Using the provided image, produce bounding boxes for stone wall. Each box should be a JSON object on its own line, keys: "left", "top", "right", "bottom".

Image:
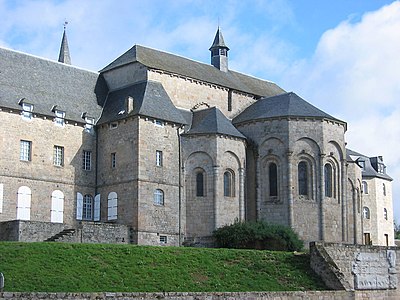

{"left": 1, "top": 290, "right": 400, "bottom": 300}
{"left": 0, "top": 220, "right": 66, "bottom": 242}
{"left": 310, "top": 242, "right": 400, "bottom": 295}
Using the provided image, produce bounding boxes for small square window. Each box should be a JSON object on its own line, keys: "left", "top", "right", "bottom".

{"left": 53, "top": 145, "right": 64, "bottom": 166}
{"left": 154, "top": 119, "right": 164, "bottom": 127}
{"left": 111, "top": 152, "right": 116, "bottom": 168}
{"left": 20, "top": 140, "right": 32, "bottom": 161}
{"left": 109, "top": 122, "right": 118, "bottom": 130}
{"left": 156, "top": 150, "right": 163, "bottom": 167}
{"left": 160, "top": 235, "right": 167, "bottom": 244}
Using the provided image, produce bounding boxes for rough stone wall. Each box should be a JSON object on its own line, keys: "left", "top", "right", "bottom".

{"left": 310, "top": 242, "right": 400, "bottom": 294}
{"left": 0, "top": 111, "right": 96, "bottom": 226}
{"left": 182, "top": 134, "right": 246, "bottom": 239}
{"left": 136, "top": 117, "right": 181, "bottom": 246}
{"left": 347, "top": 161, "right": 363, "bottom": 245}
{"left": 1, "top": 290, "right": 399, "bottom": 300}
{"left": 148, "top": 70, "right": 258, "bottom": 118}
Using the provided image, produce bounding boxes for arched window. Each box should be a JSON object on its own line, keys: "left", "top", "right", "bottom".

{"left": 384, "top": 208, "right": 388, "bottom": 220}
{"left": 298, "top": 161, "right": 308, "bottom": 196}
{"left": 154, "top": 189, "right": 164, "bottom": 205}
{"left": 362, "top": 181, "right": 368, "bottom": 194}
{"left": 196, "top": 171, "right": 205, "bottom": 197}
{"left": 83, "top": 194, "right": 93, "bottom": 220}
{"left": 363, "top": 206, "right": 370, "bottom": 219}
{"left": 224, "top": 170, "right": 234, "bottom": 197}
{"left": 17, "top": 186, "right": 31, "bottom": 220}
{"left": 324, "top": 164, "right": 333, "bottom": 197}
{"left": 383, "top": 183, "right": 386, "bottom": 196}
{"left": 51, "top": 190, "right": 64, "bottom": 223}
{"left": 269, "top": 163, "right": 278, "bottom": 197}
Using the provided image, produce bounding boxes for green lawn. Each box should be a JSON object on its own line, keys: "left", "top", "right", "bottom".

{"left": 0, "top": 242, "right": 326, "bottom": 292}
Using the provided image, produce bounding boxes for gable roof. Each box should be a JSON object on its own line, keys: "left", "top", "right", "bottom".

{"left": 183, "top": 107, "right": 245, "bottom": 139}
{"left": 98, "top": 80, "right": 186, "bottom": 125}
{"left": 100, "top": 45, "right": 285, "bottom": 97}
{"left": 347, "top": 149, "right": 392, "bottom": 181}
{"left": 233, "top": 92, "right": 345, "bottom": 125}
{"left": 0, "top": 47, "right": 107, "bottom": 123}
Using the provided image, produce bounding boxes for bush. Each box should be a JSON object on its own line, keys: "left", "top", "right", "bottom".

{"left": 213, "top": 221, "right": 303, "bottom": 252}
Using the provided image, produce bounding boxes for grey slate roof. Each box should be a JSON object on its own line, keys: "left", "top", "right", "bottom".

{"left": 347, "top": 149, "right": 393, "bottom": 181}
{"left": 100, "top": 45, "right": 285, "bottom": 97}
{"left": 183, "top": 107, "right": 245, "bottom": 139}
{"left": 58, "top": 28, "right": 71, "bottom": 65}
{"left": 98, "top": 80, "right": 186, "bottom": 125}
{"left": 233, "top": 92, "right": 344, "bottom": 125}
{"left": 209, "top": 28, "right": 229, "bottom": 50}
{"left": 0, "top": 47, "right": 107, "bottom": 123}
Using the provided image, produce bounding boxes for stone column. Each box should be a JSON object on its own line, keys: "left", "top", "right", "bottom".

{"left": 239, "top": 167, "right": 245, "bottom": 221}
{"left": 287, "top": 151, "right": 294, "bottom": 227}
{"left": 319, "top": 154, "right": 326, "bottom": 241}
{"left": 213, "top": 166, "right": 220, "bottom": 229}
{"left": 255, "top": 154, "right": 261, "bottom": 220}
{"left": 341, "top": 159, "right": 347, "bottom": 242}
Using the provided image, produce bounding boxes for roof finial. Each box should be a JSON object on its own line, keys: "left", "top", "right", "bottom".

{"left": 58, "top": 21, "right": 71, "bottom": 65}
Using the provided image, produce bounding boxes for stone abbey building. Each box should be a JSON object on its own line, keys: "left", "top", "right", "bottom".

{"left": 0, "top": 28, "right": 395, "bottom": 246}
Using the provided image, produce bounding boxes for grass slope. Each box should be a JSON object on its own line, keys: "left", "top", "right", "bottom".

{"left": 0, "top": 242, "right": 326, "bottom": 292}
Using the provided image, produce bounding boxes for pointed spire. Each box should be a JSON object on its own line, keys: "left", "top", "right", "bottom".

{"left": 209, "top": 27, "right": 229, "bottom": 72}
{"left": 58, "top": 21, "right": 71, "bottom": 65}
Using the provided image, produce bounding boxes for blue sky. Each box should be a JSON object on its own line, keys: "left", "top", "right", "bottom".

{"left": 1, "top": 0, "right": 399, "bottom": 222}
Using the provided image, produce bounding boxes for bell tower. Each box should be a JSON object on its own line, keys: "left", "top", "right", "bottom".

{"left": 209, "top": 27, "right": 229, "bottom": 72}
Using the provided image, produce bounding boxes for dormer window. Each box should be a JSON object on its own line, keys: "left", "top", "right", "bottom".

{"left": 54, "top": 110, "right": 65, "bottom": 126}
{"left": 21, "top": 103, "right": 33, "bottom": 120}
{"left": 358, "top": 160, "right": 365, "bottom": 170}
{"left": 85, "top": 116, "right": 95, "bottom": 132}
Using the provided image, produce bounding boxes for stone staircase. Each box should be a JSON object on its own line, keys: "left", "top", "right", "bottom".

{"left": 45, "top": 228, "right": 76, "bottom": 242}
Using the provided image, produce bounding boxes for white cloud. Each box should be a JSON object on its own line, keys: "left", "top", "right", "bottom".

{"left": 283, "top": 1, "right": 400, "bottom": 220}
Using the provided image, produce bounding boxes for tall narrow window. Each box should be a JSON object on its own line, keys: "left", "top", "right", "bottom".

{"left": 83, "top": 194, "right": 93, "bottom": 220}
{"left": 196, "top": 171, "right": 205, "bottom": 197}
{"left": 82, "top": 150, "right": 91, "bottom": 170}
{"left": 16, "top": 186, "right": 31, "bottom": 220}
{"left": 53, "top": 146, "right": 64, "bottom": 166}
{"left": 362, "top": 181, "right": 368, "bottom": 194}
{"left": 298, "top": 161, "right": 308, "bottom": 196}
{"left": 269, "top": 163, "right": 278, "bottom": 197}
{"left": 156, "top": 150, "right": 163, "bottom": 166}
{"left": 54, "top": 110, "right": 65, "bottom": 126}
{"left": 20, "top": 140, "right": 32, "bottom": 161}
{"left": 21, "top": 103, "right": 33, "bottom": 120}
{"left": 154, "top": 189, "right": 164, "bottom": 205}
{"left": 227, "top": 90, "right": 233, "bottom": 111}
{"left": 50, "top": 190, "right": 64, "bottom": 223}
{"left": 111, "top": 152, "right": 116, "bottom": 168}
{"left": 107, "top": 192, "right": 118, "bottom": 221}
{"left": 324, "top": 164, "right": 332, "bottom": 197}
{"left": 363, "top": 206, "right": 370, "bottom": 219}
{"left": 383, "top": 183, "right": 386, "bottom": 196}
{"left": 224, "top": 170, "right": 234, "bottom": 197}
{"left": 384, "top": 208, "right": 388, "bottom": 220}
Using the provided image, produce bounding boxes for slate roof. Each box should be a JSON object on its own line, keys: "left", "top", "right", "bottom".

{"left": 347, "top": 149, "right": 392, "bottom": 181}
{"left": 209, "top": 28, "right": 229, "bottom": 50}
{"left": 0, "top": 47, "right": 107, "bottom": 123}
{"left": 183, "top": 107, "right": 245, "bottom": 139}
{"left": 100, "top": 45, "right": 285, "bottom": 97}
{"left": 98, "top": 80, "right": 186, "bottom": 125}
{"left": 233, "top": 92, "right": 345, "bottom": 125}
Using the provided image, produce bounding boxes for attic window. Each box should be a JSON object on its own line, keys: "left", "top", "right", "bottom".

{"left": 358, "top": 160, "right": 365, "bottom": 170}
{"left": 154, "top": 119, "right": 164, "bottom": 127}
{"left": 109, "top": 122, "right": 118, "bottom": 130}
{"left": 54, "top": 110, "right": 65, "bottom": 126}
{"left": 21, "top": 102, "right": 33, "bottom": 120}
{"left": 126, "top": 96, "right": 134, "bottom": 114}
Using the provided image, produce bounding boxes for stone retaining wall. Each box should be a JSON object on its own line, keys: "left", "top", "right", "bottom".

{"left": 1, "top": 290, "right": 400, "bottom": 300}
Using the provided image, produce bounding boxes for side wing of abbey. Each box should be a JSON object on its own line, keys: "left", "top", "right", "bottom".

{"left": 0, "top": 28, "right": 394, "bottom": 246}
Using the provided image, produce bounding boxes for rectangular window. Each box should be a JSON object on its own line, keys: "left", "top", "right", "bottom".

{"left": 156, "top": 150, "right": 163, "bottom": 166}
{"left": 20, "top": 140, "right": 32, "bottom": 161}
{"left": 160, "top": 235, "right": 167, "bottom": 244}
{"left": 53, "top": 145, "right": 64, "bottom": 166}
{"left": 21, "top": 103, "right": 33, "bottom": 120}
{"left": 364, "top": 233, "right": 371, "bottom": 245}
{"left": 54, "top": 110, "right": 65, "bottom": 126}
{"left": 111, "top": 152, "right": 116, "bottom": 168}
{"left": 82, "top": 150, "right": 91, "bottom": 171}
